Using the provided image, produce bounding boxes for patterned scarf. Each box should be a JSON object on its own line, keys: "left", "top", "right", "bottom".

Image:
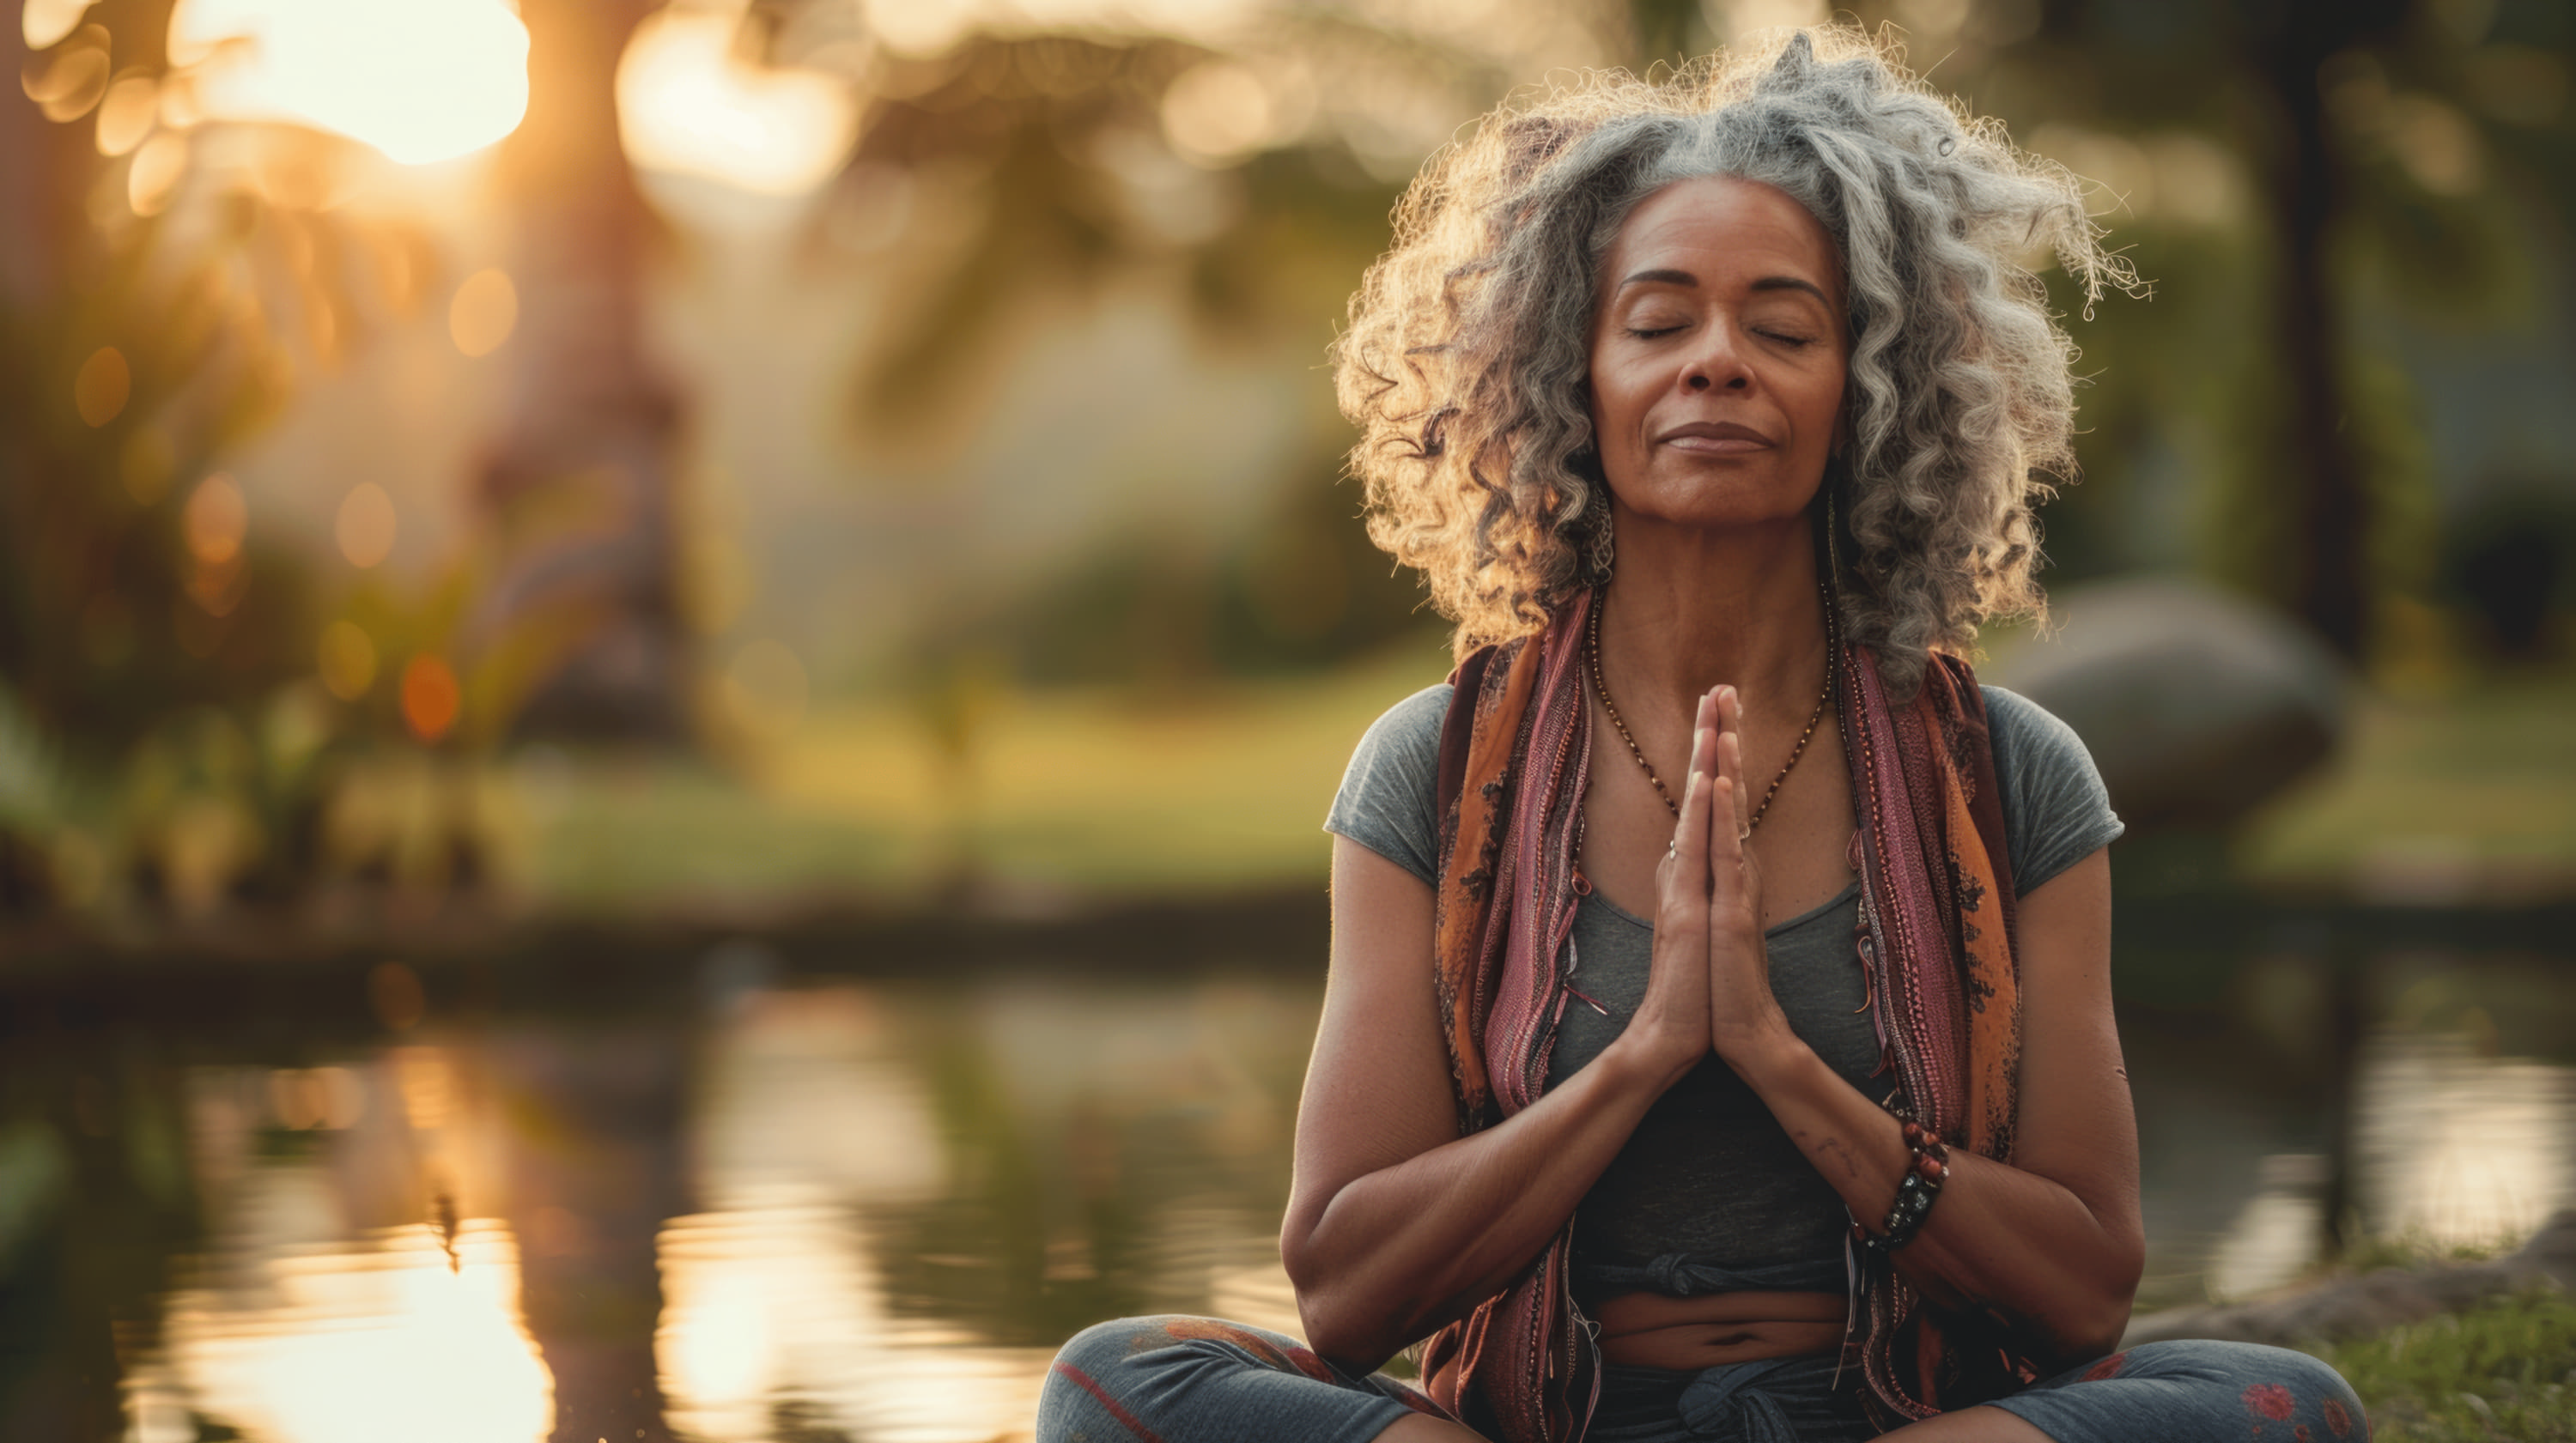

{"left": 1419, "top": 590, "right": 2031, "bottom": 1440}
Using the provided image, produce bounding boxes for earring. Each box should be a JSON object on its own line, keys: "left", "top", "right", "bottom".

{"left": 1585, "top": 489, "right": 1614, "bottom": 584}
{"left": 1822, "top": 455, "right": 1847, "bottom": 587}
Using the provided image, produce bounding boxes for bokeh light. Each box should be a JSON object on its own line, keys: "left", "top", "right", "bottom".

{"left": 1160, "top": 59, "right": 1306, "bottom": 167}
{"left": 615, "top": 6, "right": 859, "bottom": 197}
{"left": 399, "top": 652, "right": 459, "bottom": 742}
{"left": 73, "top": 345, "right": 129, "bottom": 427}
{"left": 22, "top": 0, "right": 97, "bottom": 52}
{"left": 24, "top": 29, "right": 109, "bottom": 120}
{"left": 317, "top": 620, "right": 378, "bottom": 700}
{"left": 335, "top": 482, "right": 398, "bottom": 568}
{"left": 266, "top": 1066, "right": 365, "bottom": 1130}
{"left": 448, "top": 268, "right": 518, "bottom": 357}
{"left": 95, "top": 71, "right": 157, "bottom": 155}
{"left": 167, "top": 0, "right": 531, "bottom": 165}
{"left": 184, "top": 473, "right": 247, "bottom": 565}
{"left": 126, "top": 129, "right": 189, "bottom": 214}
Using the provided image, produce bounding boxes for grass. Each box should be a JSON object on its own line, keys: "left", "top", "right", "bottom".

{"left": 2312, "top": 1291, "right": 2576, "bottom": 1441}
{"left": 2236, "top": 673, "right": 2576, "bottom": 901}
{"left": 485, "top": 654, "right": 2576, "bottom": 914}
{"left": 509, "top": 644, "right": 1457, "bottom": 912}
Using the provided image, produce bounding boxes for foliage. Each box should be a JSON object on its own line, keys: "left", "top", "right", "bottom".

{"left": 2335, "top": 1230, "right": 2512, "bottom": 1275}
{"left": 2315, "top": 1291, "right": 2576, "bottom": 1442}
{"left": 2, "top": 0, "right": 503, "bottom": 912}
{"left": 820, "top": 27, "right": 1415, "bottom": 440}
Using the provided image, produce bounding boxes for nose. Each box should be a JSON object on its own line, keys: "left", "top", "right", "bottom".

{"left": 1680, "top": 320, "right": 1754, "bottom": 394}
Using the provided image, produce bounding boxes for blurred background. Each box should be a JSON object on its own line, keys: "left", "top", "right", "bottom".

{"left": 2, "top": 0, "right": 2572, "bottom": 1439}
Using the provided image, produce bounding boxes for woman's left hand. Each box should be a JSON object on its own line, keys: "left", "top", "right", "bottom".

{"left": 1701, "top": 686, "right": 1793, "bottom": 1064}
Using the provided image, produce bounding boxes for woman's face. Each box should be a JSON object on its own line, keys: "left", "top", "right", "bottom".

{"left": 1587, "top": 174, "right": 1849, "bottom": 534}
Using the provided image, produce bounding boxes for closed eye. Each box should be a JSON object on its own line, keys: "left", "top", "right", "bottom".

{"left": 1626, "top": 324, "right": 1687, "bottom": 339}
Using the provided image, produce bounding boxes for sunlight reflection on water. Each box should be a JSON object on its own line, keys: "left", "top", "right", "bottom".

{"left": 659, "top": 1204, "right": 1053, "bottom": 1443}
{"left": 2357, "top": 1034, "right": 2576, "bottom": 1246}
{"left": 84, "top": 973, "right": 2576, "bottom": 1440}
{"left": 2199, "top": 1032, "right": 2575, "bottom": 1301}
{"left": 127, "top": 1220, "right": 549, "bottom": 1443}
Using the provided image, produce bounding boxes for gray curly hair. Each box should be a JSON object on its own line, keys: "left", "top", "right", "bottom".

{"left": 1333, "top": 27, "right": 2139, "bottom": 697}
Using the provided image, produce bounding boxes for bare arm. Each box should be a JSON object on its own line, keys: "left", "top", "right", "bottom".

{"left": 1282, "top": 692, "right": 1734, "bottom": 1373}
{"left": 1698, "top": 690, "right": 2143, "bottom": 1367}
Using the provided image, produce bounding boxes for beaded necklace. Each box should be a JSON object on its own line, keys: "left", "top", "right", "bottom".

{"left": 1583, "top": 584, "right": 1838, "bottom": 832}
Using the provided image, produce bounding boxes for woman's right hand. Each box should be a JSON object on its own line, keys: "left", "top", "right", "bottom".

{"left": 1622, "top": 687, "right": 1723, "bottom": 1088}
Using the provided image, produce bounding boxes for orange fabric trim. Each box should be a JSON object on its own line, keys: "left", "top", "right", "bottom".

{"left": 1432, "top": 635, "right": 1543, "bottom": 1126}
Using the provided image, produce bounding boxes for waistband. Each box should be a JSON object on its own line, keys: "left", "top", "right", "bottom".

{"left": 1575, "top": 1252, "right": 1848, "bottom": 1298}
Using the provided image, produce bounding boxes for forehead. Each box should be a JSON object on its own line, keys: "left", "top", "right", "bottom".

{"left": 1603, "top": 174, "right": 1843, "bottom": 295}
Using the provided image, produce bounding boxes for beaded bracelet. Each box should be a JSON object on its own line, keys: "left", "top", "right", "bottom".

{"left": 1861, "top": 1120, "right": 1951, "bottom": 1255}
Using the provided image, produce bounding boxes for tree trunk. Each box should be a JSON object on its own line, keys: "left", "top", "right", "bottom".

{"left": 471, "top": 0, "right": 688, "bottom": 743}
{"left": 2251, "top": 1, "right": 2403, "bottom": 661}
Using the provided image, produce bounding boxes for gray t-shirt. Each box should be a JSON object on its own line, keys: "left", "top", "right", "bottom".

{"left": 1321, "top": 681, "right": 2121, "bottom": 1294}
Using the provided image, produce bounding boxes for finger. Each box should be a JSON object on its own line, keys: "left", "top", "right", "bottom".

{"left": 1671, "top": 716, "right": 1715, "bottom": 901}
{"left": 1716, "top": 688, "right": 1751, "bottom": 840}
{"left": 1708, "top": 773, "right": 1741, "bottom": 893}
{"left": 1692, "top": 688, "right": 1721, "bottom": 781}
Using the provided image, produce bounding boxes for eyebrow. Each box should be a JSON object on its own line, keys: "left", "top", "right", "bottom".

{"left": 1615, "top": 268, "right": 1833, "bottom": 307}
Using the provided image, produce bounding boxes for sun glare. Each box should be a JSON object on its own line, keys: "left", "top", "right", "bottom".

{"left": 168, "top": 0, "right": 530, "bottom": 166}
{"left": 617, "top": 7, "right": 858, "bottom": 197}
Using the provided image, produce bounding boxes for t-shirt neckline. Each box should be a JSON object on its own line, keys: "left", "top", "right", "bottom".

{"left": 1581, "top": 876, "right": 1862, "bottom": 937}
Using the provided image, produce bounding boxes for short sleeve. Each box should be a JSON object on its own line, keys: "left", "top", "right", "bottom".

{"left": 1981, "top": 685, "right": 2124, "bottom": 896}
{"left": 1322, "top": 683, "right": 1454, "bottom": 886}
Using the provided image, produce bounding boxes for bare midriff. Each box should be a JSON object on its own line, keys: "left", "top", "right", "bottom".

{"left": 1590, "top": 1288, "right": 1847, "bottom": 1370}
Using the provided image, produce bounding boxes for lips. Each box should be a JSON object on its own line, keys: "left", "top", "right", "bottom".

{"left": 1657, "top": 421, "right": 1777, "bottom": 453}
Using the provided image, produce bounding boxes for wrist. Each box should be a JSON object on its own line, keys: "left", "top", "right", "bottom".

{"left": 1714, "top": 1010, "right": 1806, "bottom": 1080}
{"left": 1602, "top": 1026, "right": 1702, "bottom": 1094}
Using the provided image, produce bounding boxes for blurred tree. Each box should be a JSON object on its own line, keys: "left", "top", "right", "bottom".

{"left": 1, "top": 5, "right": 294, "bottom": 743}
{"left": 814, "top": 29, "right": 1406, "bottom": 436}
{"left": 1848, "top": 0, "right": 2567, "bottom": 669}
{"left": 1, "top": 1, "right": 314, "bottom": 911}
{"left": 2, "top": 0, "right": 546, "bottom": 912}
{"left": 466, "top": 0, "right": 691, "bottom": 744}
{"left": 752, "top": 16, "right": 1469, "bottom": 685}
{"left": 2245, "top": 0, "right": 2412, "bottom": 659}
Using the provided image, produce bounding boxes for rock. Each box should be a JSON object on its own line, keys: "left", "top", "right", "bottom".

{"left": 2123, "top": 1210, "right": 2576, "bottom": 1349}
{"left": 1984, "top": 579, "right": 2349, "bottom": 830}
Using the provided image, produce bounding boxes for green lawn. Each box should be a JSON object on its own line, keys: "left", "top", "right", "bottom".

{"left": 501, "top": 658, "right": 2576, "bottom": 914}
{"left": 512, "top": 645, "right": 1456, "bottom": 911}
{"left": 2236, "top": 673, "right": 2576, "bottom": 901}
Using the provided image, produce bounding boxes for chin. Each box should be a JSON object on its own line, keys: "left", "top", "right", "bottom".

{"left": 1622, "top": 469, "right": 1817, "bottom": 531}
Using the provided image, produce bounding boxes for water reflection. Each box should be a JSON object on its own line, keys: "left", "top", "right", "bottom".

{"left": 133, "top": 1221, "right": 548, "bottom": 1443}
{"left": 3, "top": 957, "right": 2567, "bottom": 1439}
{"left": 657, "top": 976, "right": 1316, "bottom": 1440}
{"left": 2355, "top": 1032, "right": 2575, "bottom": 1246}
{"left": 659, "top": 1208, "right": 1050, "bottom": 1443}
{"left": 2184, "top": 1029, "right": 2576, "bottom": 1302}
{"left": 658, "top": 983, "right": 1045, "bottom": 1441}
{"left": 118, "top": 1056, "right": 547, "bottom": 1443}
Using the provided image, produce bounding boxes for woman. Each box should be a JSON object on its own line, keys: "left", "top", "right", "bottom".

{"left": 1039, "top": 29, "right": 2365, "bottom": 1443}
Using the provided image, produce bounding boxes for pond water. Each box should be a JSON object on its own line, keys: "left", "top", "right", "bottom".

{"left": 2, "top": 935, "right": 2569, "bottom": 1442}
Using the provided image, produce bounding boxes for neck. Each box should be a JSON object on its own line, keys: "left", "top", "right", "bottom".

{"left": 1594, "top": 501, "right": 1831, "bottom": 729}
